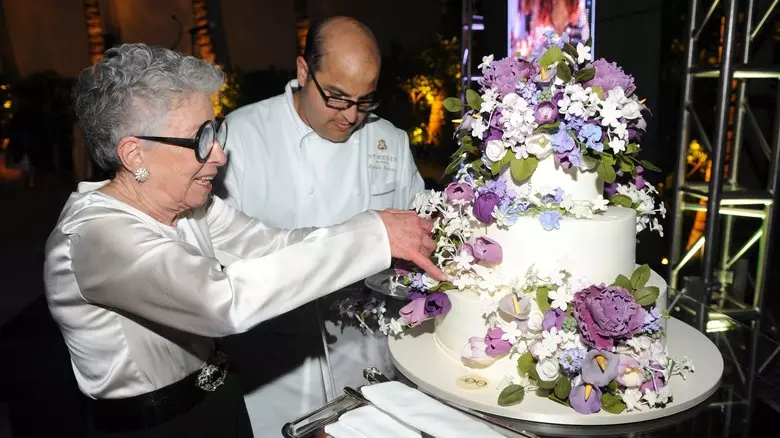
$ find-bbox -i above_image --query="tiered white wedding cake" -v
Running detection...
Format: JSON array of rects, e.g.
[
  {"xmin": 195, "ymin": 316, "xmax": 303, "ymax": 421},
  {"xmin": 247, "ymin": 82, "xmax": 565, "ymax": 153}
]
[{"xmin": 382, "ymin": 34, "xmax": 694, "ymax": 416}]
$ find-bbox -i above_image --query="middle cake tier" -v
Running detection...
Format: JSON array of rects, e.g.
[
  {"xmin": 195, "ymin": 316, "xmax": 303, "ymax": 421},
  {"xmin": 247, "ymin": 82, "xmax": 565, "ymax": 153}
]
[{"xmin": 474, "ymin": 205, "xmax": 638, "ymax": 286}]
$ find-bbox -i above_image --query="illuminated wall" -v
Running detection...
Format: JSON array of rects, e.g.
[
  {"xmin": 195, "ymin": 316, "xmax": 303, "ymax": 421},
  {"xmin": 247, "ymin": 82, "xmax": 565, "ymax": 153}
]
[
  {"xmin": 0, "ymin": 0, "xmax": 440, "ymax": 78},
  {"xmin": 3, "ymin": 0, "xmax": 90, "ymax": 77}
]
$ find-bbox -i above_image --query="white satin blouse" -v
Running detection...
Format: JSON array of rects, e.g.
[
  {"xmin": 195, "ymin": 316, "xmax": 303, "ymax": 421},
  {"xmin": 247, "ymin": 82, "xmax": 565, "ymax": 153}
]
[{"xmin": 43, "ymin": 180, "xmax": 390, "ymax": 400}]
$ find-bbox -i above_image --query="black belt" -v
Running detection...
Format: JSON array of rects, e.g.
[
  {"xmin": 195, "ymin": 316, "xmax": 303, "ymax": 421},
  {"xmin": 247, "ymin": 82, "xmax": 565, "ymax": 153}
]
[{"xmin": 91, "ymin": 351, "xmax": 229, "ymax": 433}]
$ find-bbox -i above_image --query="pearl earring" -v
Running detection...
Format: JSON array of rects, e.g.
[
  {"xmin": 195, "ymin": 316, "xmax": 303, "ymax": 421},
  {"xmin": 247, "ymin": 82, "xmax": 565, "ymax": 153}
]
[{"xmin": 134, "ymin": 168, "xmax": 150, "ymax": 183}]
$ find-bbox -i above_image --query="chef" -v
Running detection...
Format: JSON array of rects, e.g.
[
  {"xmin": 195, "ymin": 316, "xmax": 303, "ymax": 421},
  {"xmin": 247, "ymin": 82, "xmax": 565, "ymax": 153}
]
[{"xmin": 215, "ymin": 16, "xmax": 426, "ymax": 436}]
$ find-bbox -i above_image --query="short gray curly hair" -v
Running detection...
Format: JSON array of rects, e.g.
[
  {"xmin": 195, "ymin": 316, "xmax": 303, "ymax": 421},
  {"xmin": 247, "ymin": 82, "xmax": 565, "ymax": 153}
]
[{"xmin": 74, "ymin": 43, "xmax": 225, "ymax": 170}]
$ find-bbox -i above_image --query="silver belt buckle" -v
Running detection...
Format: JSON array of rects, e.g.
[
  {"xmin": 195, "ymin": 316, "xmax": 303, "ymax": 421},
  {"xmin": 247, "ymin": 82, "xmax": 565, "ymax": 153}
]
[{"xmin": 196, "ymin": 350, "xmax": 228, "ymax": 392}]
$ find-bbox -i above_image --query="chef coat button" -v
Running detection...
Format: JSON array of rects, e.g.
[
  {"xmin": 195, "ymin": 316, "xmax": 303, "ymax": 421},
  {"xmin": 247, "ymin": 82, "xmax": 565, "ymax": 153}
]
[{"xmin": 308, "ymin": 187, "xmax": 314, "ymax": 194}]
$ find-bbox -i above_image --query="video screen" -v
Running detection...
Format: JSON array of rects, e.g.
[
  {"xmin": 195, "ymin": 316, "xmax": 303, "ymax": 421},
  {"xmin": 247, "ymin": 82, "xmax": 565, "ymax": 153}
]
[{"xmin": 508, "ymin": 0, "xmax": 595, "ymax": 57}]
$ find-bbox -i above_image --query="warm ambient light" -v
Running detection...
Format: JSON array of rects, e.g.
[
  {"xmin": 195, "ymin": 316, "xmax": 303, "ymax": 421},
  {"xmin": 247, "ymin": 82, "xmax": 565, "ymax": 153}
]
[{"xmin": 661, "ymin": 258, "xmax": 669, "ymax": 265}]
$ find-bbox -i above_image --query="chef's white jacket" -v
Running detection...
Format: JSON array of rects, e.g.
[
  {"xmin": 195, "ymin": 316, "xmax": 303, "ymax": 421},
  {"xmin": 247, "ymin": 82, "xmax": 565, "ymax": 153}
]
[{"xmin": 217, "ymin": 80, "xmax": 424, "ymax": 436}]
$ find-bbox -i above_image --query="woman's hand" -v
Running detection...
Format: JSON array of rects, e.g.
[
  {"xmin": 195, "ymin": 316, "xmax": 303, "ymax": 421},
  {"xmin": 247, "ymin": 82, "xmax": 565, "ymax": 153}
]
[{"xmin": 377, "ymin": 209, "xmax": 447, "ymax": 281}]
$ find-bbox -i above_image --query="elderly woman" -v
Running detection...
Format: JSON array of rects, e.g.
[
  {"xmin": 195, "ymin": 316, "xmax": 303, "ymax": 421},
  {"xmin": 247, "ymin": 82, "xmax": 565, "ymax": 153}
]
[{"xmin": 43, "ymin": 43, "xmax": 443, "ymax": 437}]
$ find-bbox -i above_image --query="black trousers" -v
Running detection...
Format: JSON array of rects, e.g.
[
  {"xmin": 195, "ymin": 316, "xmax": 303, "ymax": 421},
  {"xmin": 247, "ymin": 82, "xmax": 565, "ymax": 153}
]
[{"xmin": 87, "ymin": 373, "xmax": 253, "ymax": 438}]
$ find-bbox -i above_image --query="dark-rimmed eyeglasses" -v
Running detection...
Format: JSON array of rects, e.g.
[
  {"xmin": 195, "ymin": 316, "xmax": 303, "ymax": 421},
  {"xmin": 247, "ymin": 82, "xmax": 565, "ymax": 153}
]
[
  {"xmin": 309, "ymin": 73, "xmax": 380, "ymax": 113},
  {"xmin": 135, "ymin": 118, "xmax": 227, "ymax": 163}
]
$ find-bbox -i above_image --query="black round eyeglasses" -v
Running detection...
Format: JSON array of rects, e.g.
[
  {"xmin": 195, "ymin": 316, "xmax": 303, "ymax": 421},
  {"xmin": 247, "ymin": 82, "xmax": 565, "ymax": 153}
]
[{"xmin": 135, "ymin": 118, "xmax": 228, "ymax": 163}]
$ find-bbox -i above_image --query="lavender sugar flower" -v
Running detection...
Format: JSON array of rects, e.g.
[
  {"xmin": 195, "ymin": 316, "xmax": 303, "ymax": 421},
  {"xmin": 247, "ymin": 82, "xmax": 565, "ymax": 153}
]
[
  {"xmin": 559, "ymin": 348, "xmax": 586, "ymax": 374},
  {"xmin": 643, "ymin": 306, "xmax": 663, "ymax": 334},
  {"xmin": 584, "ymin": 59, "xmax": 636, "ymax": 95},
  {"xmin": 539, "ymin": 210, "xmax": 563, "ymax": 230}
]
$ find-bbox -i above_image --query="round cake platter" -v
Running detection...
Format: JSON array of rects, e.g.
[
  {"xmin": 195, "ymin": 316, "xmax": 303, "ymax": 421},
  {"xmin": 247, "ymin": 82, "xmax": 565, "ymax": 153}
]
[{"xmin": 388, "ymin": 318, "xmax": 724, "ymax": 427}]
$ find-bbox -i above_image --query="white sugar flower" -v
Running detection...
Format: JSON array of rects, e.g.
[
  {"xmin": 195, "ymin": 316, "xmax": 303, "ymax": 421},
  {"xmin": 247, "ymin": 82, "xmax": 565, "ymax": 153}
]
[
  {"xmin": 549, "ymin": 286, "xmax": 573, "ymax": 311},
  {"xmin": 612, "ymin": 123, "xmax": 628, "ymax": 140},
  {"xmin": 480, "ymin": 88, "xmax": 499, "ymax": 114},
  {"xmin": 452, "ymin": 274, "xmax": 475, "ymax": 290},
  {"xmin": 606, "ymin": 87, "xmax": 629, "ymax": 106},
  {"xmin": 622, "ymin": 389, "xmax": 644, "ymax": 412},
  {"xmin": 471, "ymin": 117, "xmax": 488, "ymax": 139},
  {"xmin": 569, "ymin": 202, "xmax": 593, "ymax": 219},
  {"xmin": 576, "ymin": 42, "xmax": 592, "ymax": 64},
  {"xmin": 621, "ymin": 99, "xmax": 643, "ymax": 120},
  {"xmin": 525, "ymin": 133, "xmax": 553, "ymax": 159},
  {"xmin": 484, "ymin": 139, "xmax": 507, "ymax": 163},
  {"xmin": 642, "ymin": 388, "xmax": 658, "ymax": 407},
  {"xmin": 680, "ymin": 356, "xmax": 695, "ymax": 379},
  {"xmin": 501, "ymin": 321, "xmax": 523, "ymax": 344},
  {"xmin": 559, "ymin": 195, "xmax": 574, "ymax": 211},
  {"xmin": 541, "ymin": 327, "xmax": 563, "ymax": 353},
  {"xmin": 608, "ymin": 137, "xmax": 626, "ymax": 153},
  {"xmin": 599, "ymin": 100, "xmax": 623, "ymax": 128},
  {"xmin": 592, "ymin": 195, "xmax": 609, "ymax": 211},
  {"xmin": 421, "ymin": 274, "xmax": 440, "ymax": 289},
  {"xmin": 644, "ymin": 386, "xmax": 672, "ymax": 407},
  {"xmin": 453, "ymin": 250, "xmax": 474, "ymax": 271},
  {"xmin": 535, "ymin": 358, "xmax": 561, "ymax": 382},
  {"xmin": 527, "ymin": 311, "xmax": 544, "ymax": 332},
  {"xmin": 559, "ymin": 331, "xmax": 585, "ymax": 350},
  {"xmin": 529, "ymin": 341, "xmax": 553, "ymax": 360},
  {"xmin": 478, "ymin": 54, "xmax": 494, "ymax": 70}
]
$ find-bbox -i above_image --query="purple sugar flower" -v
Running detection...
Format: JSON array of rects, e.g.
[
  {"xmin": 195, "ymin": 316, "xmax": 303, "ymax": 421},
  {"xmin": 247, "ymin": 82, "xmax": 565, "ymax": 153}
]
[
  {"xmin": 616, "ymin": 355, "xmax": 644, "ymax": 388},
  {"xmin": 478, "ymin": 178, "xmax": 511, "ymax": 199},
  {"xmin": 516, "ymin": 59, "xmax": 540, "ymax": 80},
  {"xmin": 541, "ymin": 187, "xmax": 564, "ymax": 205},
  {"xmin": 542, "ymin": 308, "xmax": 566, "ymax": 331},
  {"xmin": 551, "ymin": 91, "xmax": 565, "ymax": 108},
  {"xmin": 581, "ymin": 349, "xmax": 620, "ymax": 387},
  {"xmin": 573, "ymin": 284, "xmax": 646, "ymax": 350},
  {"xmin": 534, "ymin": 101, "xmax": 558, "ymax": 125},
  {"xmin": 604, "ymin": 181, "xmax": 619, "ymax": 197},
  {"xmin": 539, "ymin": 210, "xmax": 563, "ymax": 231},
  {"xmin": 570, "ymin": 384, "xmax": 602, "ymax": 414},
  {"xmin": 552, "ymin": 129, "xmax": 576, "ymax": 153},
  {"xmin": 461, "ymin": 336, "xmax": 495, "ymax": 366},
  {"xmin": 409, "ymin": 273, "xmax": 426, "ymax": 290},
  {"xmin": 408, "ymin": 290, "xmax": 425, "ymax": 301},
  {"xmin": 471, "ymin": 236, "xmax": 503, "ymax": 265},
  {"xmin": 424, "ymin": 292, "xmax": 452, "ymax": 317},
  {"xmin": 444, "ymin": 182, "xmax": 475, "ymax": 203},
  {"xmin": 474, "ymin": 192, "xmax": 501, "ymax": 224},
  {"xmin": 584, "ymin": 59, "xmax": 636, "ymax": 96},
  {"xmin": 399, "ymin": 297, "xmax": 427, "ymax": 327},
  {"xmin": 640, "ymin": 364, "xmax": 666, "ymax": 392},
  {"xmin": 634, "ymin": 166, "xmax": 646, "ymax": 190},
  {"xmin": 554, "ymin": 147, "xmax": 582, "ymax": 169},
  {"xmin": 514, "ymin": 199, "xmax": 531, "ymax": 213},
  {"xmin": 559, "ymin": 348, "xmax": 586, "ymax": 374},
  {"xmin": 498, "ymin": 293, "xmax": 532, "ymax": 321},
  {"xmin": 484, "ymin": 328, "xmax": 512, "ymax": 356}
]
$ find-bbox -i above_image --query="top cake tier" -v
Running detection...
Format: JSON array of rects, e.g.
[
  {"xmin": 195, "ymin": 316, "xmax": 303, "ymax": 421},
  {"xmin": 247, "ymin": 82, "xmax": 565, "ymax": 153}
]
[{"xmin": 502, "ymin": 155, "xmax": 604, "ymax": 202}]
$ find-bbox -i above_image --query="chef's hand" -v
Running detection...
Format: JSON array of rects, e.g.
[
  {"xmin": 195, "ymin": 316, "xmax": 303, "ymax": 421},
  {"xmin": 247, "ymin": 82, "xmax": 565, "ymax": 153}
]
[{"xmin": 377, "ymin": 209, "xmax": 447, "ymax": 281}]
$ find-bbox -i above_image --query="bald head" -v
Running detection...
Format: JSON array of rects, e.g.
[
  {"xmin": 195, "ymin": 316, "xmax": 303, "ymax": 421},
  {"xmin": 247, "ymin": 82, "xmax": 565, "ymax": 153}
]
[
  {"xmin": 295, "ymin": 16, "xmax": 382, "ymax": 143},
  {"xmin": 303, "ymin": 16, "xmax": 381, "ymax": 74}
]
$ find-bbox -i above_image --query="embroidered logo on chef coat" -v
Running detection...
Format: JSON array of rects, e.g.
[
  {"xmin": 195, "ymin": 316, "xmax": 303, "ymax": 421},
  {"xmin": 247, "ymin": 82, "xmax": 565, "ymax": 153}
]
[{"xmin": 368, "ymin": 139, "xmax": 396, "ymax": 171}]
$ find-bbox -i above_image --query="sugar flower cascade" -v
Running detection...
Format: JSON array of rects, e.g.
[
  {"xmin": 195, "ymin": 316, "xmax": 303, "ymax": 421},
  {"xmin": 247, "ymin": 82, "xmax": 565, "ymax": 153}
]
[{"xmin": 373, "ymin": 33, "xmax": 688, "ymax": 415}]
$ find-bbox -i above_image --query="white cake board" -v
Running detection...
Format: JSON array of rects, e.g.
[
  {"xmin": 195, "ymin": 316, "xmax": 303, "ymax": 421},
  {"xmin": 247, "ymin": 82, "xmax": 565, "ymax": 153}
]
[{"xmin": 389, "ymin": 317, "xmax": 723, "ymax": 426}]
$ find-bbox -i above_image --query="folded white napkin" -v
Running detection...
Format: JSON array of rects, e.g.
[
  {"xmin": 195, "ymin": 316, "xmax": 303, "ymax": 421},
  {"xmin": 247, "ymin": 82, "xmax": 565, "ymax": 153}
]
[
  {"xmin": 324, "ymin": 405, "xmax": 420, "ymax": 438},
  {"xmin": 361, "ymin": 381, "xmax": 505, "ymax": 438}
]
